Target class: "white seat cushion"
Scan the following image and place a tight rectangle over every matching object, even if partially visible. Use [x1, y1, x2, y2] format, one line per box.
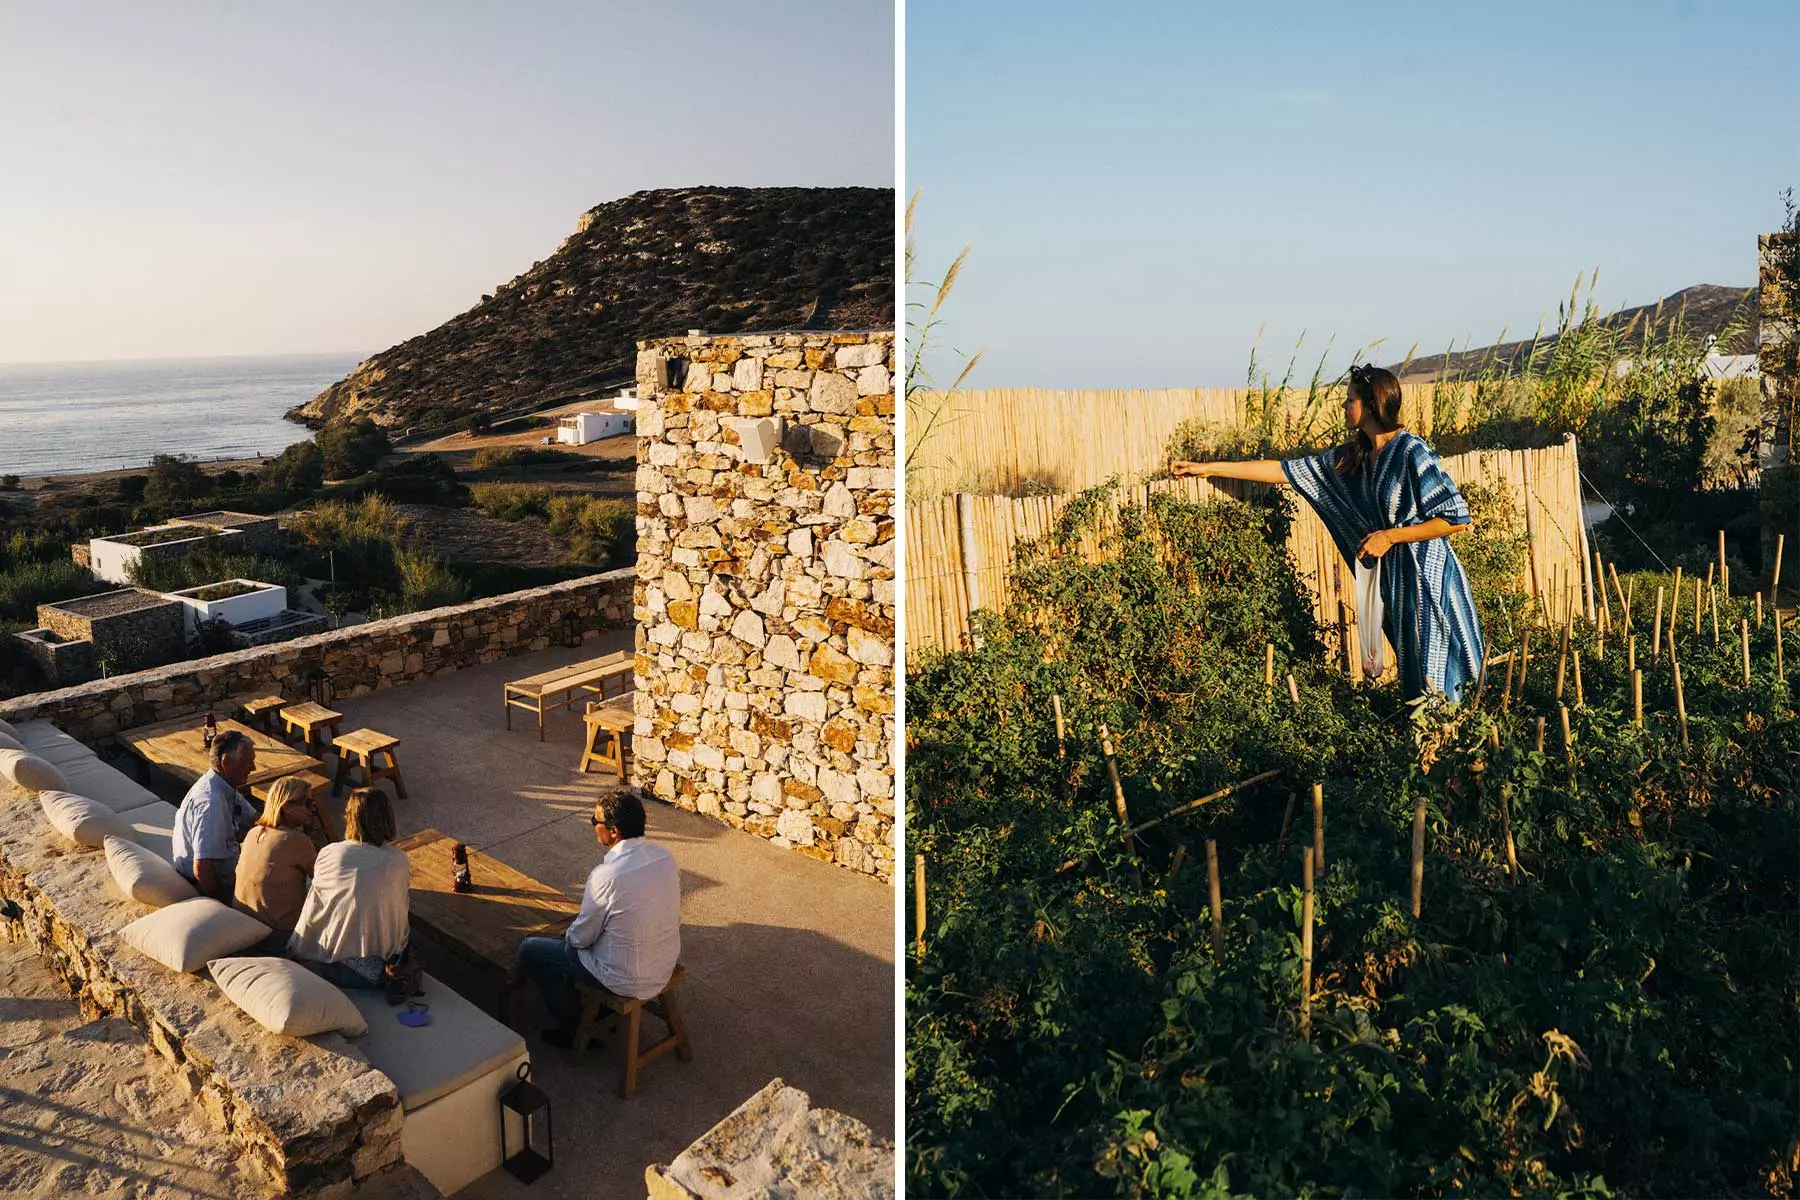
[40, 790, 134, 848]
[12, 720, 88, 755]
[0, 732, 21, 753]
[209, 957, 369, 1037]
[116, 801, 179, 863]
[22, 739, 99, 768]
[118, 898, 270, 973]
[0, 749, 68, 794]
[346, 972, 527, 1110]
[0, 717, 17, 740]
[104, 835, 198, 907]
[55, 757, 159, 813]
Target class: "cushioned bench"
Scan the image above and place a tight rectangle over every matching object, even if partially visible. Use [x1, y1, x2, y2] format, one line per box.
[348, 975, 531, 1195]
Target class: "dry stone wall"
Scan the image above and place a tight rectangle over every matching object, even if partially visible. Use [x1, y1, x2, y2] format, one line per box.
[632, 332, 895, 879]
[0, 572, 633, 744]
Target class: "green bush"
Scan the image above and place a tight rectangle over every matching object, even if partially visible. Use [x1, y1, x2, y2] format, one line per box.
[258, 441, 324, 497]
[547, 495, 635, 566]
[0, 559, 111, 623]
[391, 547, 467, 614]
[318, 418, 391, 479]
[469, 483, 554, 523]
[340, 454, 468, 506]
[143, 454, 212, 511]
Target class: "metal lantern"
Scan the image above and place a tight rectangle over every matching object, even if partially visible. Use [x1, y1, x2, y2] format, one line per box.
[500, 1062, 553, 1183]
[559, 610, 583, 648]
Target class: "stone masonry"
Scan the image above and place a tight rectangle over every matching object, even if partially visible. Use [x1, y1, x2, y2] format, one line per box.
[632, 332, 895, 880]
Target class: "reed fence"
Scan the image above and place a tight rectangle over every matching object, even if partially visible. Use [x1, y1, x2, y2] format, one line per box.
[905, 436, 1593, 666]
[907, 383, 1488, 499]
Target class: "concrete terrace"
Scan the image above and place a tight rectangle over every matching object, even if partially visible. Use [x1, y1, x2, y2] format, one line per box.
[326, 632, 894, 1199]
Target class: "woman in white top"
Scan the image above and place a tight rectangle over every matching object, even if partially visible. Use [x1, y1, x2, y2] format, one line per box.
[288, 787, 411, 990]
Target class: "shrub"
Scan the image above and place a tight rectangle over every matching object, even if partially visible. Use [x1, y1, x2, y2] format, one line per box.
[0, 559, 110, 623]
[392, 547, 468, 614]
[469, 483, 554, 523]
[259, 441, 325, 497]
[468, 446, 586, 472]
[0, 475, 19, 491]
[343, 454, 468, 506]
[547, 495, 636, 566]
[114, 474, 149, 505]
[143, 454, 211, 511]
[318, 418, 391, 479]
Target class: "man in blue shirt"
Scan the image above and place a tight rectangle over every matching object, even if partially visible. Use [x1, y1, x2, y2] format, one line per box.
[171, 730, 258, 898]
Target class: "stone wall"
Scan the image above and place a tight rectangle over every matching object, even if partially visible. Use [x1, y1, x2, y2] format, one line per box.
[14, 628, 97, 687]
[39, 590, 186, 673]
[644, 1077, 893, 1200]
[631, 331, 895, 879]
[0, 571, 633, 743]
[0, 786, 405, 1196]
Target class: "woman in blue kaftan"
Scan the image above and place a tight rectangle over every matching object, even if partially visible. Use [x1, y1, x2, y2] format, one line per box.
[1171, 364, 1486, 703]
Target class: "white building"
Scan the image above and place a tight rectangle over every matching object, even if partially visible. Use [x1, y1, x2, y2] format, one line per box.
[555, 411, 633, 445]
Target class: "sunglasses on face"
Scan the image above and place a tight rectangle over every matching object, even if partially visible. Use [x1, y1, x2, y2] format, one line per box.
[590, 815, 611, 828]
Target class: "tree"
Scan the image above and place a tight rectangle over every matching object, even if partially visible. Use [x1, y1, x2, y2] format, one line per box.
[258, 441, 324, 496]
[143, 454, 210, 511]
[318, 419, 391, 479]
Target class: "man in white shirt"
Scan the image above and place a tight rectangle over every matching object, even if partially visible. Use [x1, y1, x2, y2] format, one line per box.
[511, 788, 681, 1048]
[170, 731, 259, 898]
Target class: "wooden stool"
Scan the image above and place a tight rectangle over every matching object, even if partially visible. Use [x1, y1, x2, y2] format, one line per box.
[570, 964, 691, 1098]
[240, 695, 288, 734]
[281, 702, 344, 757]
[579, 700, 635, 776]
[331, 729, 407, 799]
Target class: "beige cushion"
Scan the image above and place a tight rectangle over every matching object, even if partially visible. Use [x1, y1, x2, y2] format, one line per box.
[209, 957, 368, 1038]
[13, 720, 86, 755]
[0, 749, 68, 794]
[39, 789, 133, 848]
[0, 732, 21, 753]
[104, 835, 197, 907]
[56, 757, 158, 813]
[346, 972, 527, 1110]
[118, 898, 270, 973]
[0, 717, 17, 740]
[117, 801, 179, 863]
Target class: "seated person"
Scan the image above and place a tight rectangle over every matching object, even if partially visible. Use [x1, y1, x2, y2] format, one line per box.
[512, 788, 681, 1048]
[234, 776, 322, 951]
[287, 787, 410, 990]
[170, 731, 258, 899]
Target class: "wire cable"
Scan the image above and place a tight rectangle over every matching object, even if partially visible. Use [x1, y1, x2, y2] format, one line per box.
[1577, 469, 1673, 573]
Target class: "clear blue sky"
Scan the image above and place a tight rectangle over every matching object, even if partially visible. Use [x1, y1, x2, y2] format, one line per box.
[0, 1, 893, 363]
[908, 0, 1799, 388]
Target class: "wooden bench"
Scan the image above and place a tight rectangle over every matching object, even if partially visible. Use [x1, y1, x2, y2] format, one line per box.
[570, 964, 692, 1098]
[331, 729, 407, 799]
[239, 694, 288, 734]
[281, 701, 344, 757]
[504, 651, 633, 741]
[579, 697, 636, 776]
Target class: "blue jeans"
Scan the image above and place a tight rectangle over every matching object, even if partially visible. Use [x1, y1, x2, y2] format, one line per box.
[515, 936, 600, 1031]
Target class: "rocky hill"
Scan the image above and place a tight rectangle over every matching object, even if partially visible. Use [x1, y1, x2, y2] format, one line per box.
[290, 186, 893, 429]
[1389, 284, 1759, 382]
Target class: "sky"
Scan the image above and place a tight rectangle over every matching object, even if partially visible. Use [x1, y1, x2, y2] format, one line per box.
[907, 0, 1800, 388]
[0, 0, 894, 364]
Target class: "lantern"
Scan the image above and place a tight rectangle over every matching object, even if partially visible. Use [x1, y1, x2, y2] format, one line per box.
[559, 610, 583, 648]
[500, 1062, 553, 1182]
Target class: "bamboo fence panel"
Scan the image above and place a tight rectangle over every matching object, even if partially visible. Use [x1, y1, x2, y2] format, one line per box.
[907, 383, 1482, 499]
[905, 438, 1590, 664]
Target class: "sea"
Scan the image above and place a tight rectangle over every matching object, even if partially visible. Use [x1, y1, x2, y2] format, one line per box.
[0, 352, 365, 478]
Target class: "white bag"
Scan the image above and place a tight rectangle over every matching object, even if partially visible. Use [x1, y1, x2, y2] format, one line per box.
[1355, 556, 1386, 678]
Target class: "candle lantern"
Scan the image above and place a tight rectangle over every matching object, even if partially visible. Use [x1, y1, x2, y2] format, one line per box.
[450, 842, 472, 893]
[559, 610, 583, 648]
[500, 1062, 553, 1182]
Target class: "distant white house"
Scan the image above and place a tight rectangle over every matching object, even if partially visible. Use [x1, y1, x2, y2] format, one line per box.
[555, 411, 633, 445]
[1612, 352, 1759, 380]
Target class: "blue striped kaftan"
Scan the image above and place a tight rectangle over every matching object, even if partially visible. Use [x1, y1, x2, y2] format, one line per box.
[1282, 432, 1486, 702]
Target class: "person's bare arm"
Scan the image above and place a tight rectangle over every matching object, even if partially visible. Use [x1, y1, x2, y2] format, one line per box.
[1169, 459, 1289, 486]
[193, 858, 225, 900]
[1359, 517, 1474, 559]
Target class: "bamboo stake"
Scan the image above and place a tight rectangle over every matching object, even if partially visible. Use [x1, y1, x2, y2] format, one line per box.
[1625, 577, 1635, 629]
[1573, 649, 1585, 708]
[1287, 672, 1301, 706]
[1653, 588, 1665, 660]
[1670, 567, 1683, 647]
[1555, 639, 1568, 702]
[1742, 618, 1752, 686]
[1628, 633, 1636, 676]
[1167, 843, 1187, 881]
[1300, 846, 1315, 1040]
[1122, 768, 1285, 839]
[1499, 783, 1519, 883]
[1535, 715, 1547, 754]
[1632, 669, 1643, 727]
[1052, 695, 1066, 760]
[1774, 533, 1785, 609]
[1711, 583, 1720, 647]
[1719, 529, 1728, 595]
[1560, 704, 1574, 769]
[1518, 631, 1531, 699]
[1265, 643, 1275, 693]
[1672, 659, 1689, 748]
[1311, 782, 1325, 874]
[1778, 609, 1785, 677]
[1595, 550, 1611, 626]
[1098, 724, 1135, 854]
[1610, 562, 1630, 629]
[1757, 591, 1764, 629]
[1694, 577, 1702, 636]
[1500, 652, 1515, 709]
[1276, 791, 1296, 853]
[914, 855, 926, 957]
[1409, 797, 1427, 919]
[1206, 839, 1223, 964]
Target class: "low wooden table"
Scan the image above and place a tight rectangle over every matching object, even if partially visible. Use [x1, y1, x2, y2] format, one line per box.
[239, 694, 288, 734]
[394, 828, 579, 1017]
[504, 650, 634, 741]
[280, 702, 344, 756]
[331, 729, 407, 799]
[121, 716, 323, 792]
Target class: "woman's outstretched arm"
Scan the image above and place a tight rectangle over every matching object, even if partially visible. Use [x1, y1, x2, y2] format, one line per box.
[1169, 459, 1289, 485]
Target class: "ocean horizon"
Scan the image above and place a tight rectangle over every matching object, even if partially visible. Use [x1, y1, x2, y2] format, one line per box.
[0, 352, 365, 478]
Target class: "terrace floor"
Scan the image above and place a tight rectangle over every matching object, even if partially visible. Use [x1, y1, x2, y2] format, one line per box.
[326, 633, 895, 1199]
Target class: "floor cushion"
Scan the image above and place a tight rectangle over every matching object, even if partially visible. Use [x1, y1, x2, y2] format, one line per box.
[40, 789, 133, 848]
[209, 957, 369, 1037]
[0, 717, 17, 740]
[56, 757, 159, 813]
[0, 749, 68, 794]
[105, 834, 198, 907]
[116, 801, 179, 864]
[119, 898, 269, 973]
[12, 720, 89, 756]
[346, 972, 527, 1110]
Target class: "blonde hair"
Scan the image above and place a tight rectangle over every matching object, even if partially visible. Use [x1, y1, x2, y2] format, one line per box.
[343, 787, 396, 846]
[257, 776, 313, 829]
